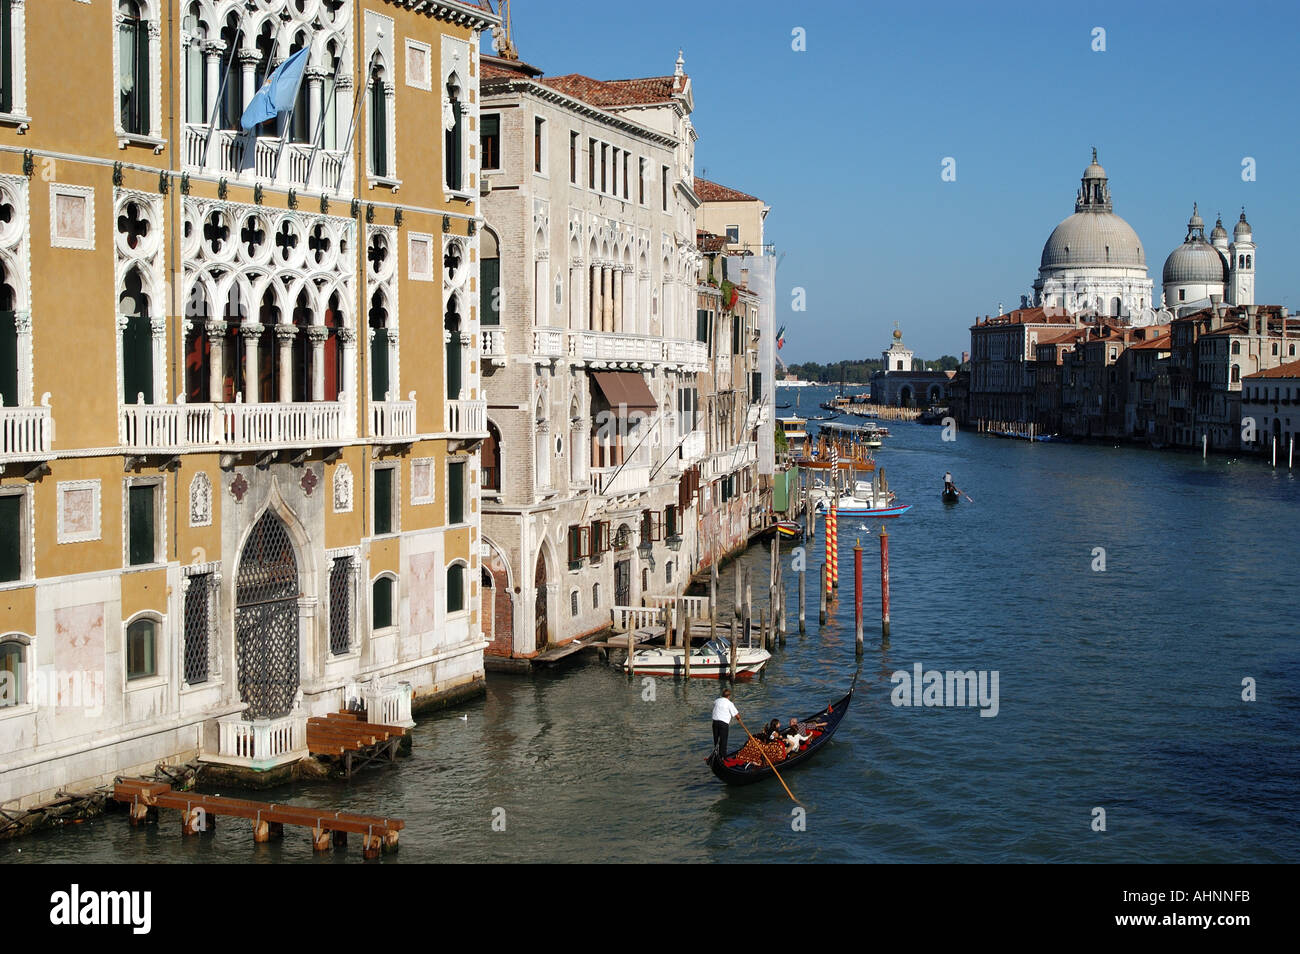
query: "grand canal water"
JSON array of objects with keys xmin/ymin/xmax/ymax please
[{"xmin": 5, "ymin": 385, "xmax": 1297, "ymax": 864}]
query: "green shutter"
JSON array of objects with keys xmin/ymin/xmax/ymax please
[
  {"xmin": 123, "ymin": 313, "xmax": 154, "ymax": 405},
  {"xmin": 447, "ymin": 565, "xmax": 464, "ymax": 613},
  {"xmin": 374, "ymin": 468, "xmax": 392, "ymax": 535},
  {"xmin": 371, "ymin": 80, "xmax": 388, "ymax": 177},
  {"xmin": 445, "ymin": 95, "xmax": 461, "ymax": 189},
  {"xmin": 448, "ymin": 462, "xmax": 465, "ymax": 525},
  {"xmin": 128, "ymin": 485, "xmax": 155, "ymax": 566},
  {"xmin": 373, "ymin": 578, "xmax": 392, "ymax": 629},
  {"xmin": 1, "ymin": 0, "xmax": 13, "ymax": 115},
  {"xmin": 0, "ymin": 310, "xmax": 17, "ymax": 407},
  {"xmin": 370, "ymin": 328, "xmax": 389, "ymax": 401},
  {"xmin": 446, "ymin": 333, "xmax": 462, "ymax": 399},
  {"xmin": 0, "ymin": 495, "xmax": 20, "ymax": 582},
  {"xmin": 134, "ymin": 17, "xmax": 150, "ymax": 134},
  {"xmin": 480, "ymin": 258, "xmax": 500, "ymax": 325}
]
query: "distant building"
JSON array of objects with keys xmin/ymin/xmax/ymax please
[
  {"xmin": 1242, "ymin": 361, "xmax": 1300, "ymax": 458},
  {"xmin": 869, "ymin": 326, "xmax": 953, "ymax": 407}
]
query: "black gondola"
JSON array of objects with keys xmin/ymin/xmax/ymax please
[
  {"xmin": 942, "ymin": 489, "xmax": 960, "ymax": 503},
  {"xmin": 708, "ymin": 688, "xmax": 852, "ymax": 786}
]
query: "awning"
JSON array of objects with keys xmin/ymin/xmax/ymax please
[{"xmin": 590, "ymin": 371, "xmax": 658, "ymax": 415}]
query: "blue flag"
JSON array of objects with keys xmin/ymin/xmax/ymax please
[{"xmin": 240, "ymin": 47, "xmax": 310, "ymax": 132}]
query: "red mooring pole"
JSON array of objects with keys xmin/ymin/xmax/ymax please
[
  {"xmin": 853, "ymin": 541, "xmax": 864, "ymax": 655},
  {"xmin": 879, "ymin": 528, "xmax": 891, "ymax": 640}
]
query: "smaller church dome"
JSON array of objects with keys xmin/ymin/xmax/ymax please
[
  {"xmin": 1210, "ymin": 216, "xmax": 1228, "ymax": 244},
  {"xmin": 1163, "ymin": 242, "xmax": 1228, "ymax": 285},
  {"xmin": 1234, "ymin": 211, "xmax": 1252, "ymax": 237}
]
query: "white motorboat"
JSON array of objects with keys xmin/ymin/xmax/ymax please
[{"xmin": 624, "ymin": 637, "xmax": 771, "ymax": 679}]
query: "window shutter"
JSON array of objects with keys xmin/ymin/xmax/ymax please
[
  {"xmin": 128, "ymin": 485, "xmax": 156, "ymax": 565},
  {"xmin": 0, "ymin": 495, "xmax": 20, "ymax": 582},
  {"xmin": 0, "ymin": 1, "xmax": 12, "ymax": 116}
]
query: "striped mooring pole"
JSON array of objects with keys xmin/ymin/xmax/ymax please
[{"xmin": 826, "ymin": 504, "xmax": 838, "ymax": 595}]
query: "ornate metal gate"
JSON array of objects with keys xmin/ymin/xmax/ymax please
[{"xmin": 235, "ymin": 511, "xmax": 300, "ymax": 720}]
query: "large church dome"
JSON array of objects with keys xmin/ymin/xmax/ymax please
[{"xmin": 1040, "ymin": 212, "xmax": 1146, "ymax": 270}]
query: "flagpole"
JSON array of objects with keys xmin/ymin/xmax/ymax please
[
  {"xmin": 271, "ymin": 49, "xmax": 313, "ymax": 181},
  {"xmin": 200, "ymin": 23, "xmax": 245, "ymax": 168},
  {"xmin": 299, "ymin": 54, "xmax": 344, "ymax": 190},
  {"xmin": 336, "ymin": 50, "xmax": 380, "ymax": 193}
]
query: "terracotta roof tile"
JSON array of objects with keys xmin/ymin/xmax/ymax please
[
  {"xmin": 1245, "ymin": 359, "xmax": 1300, "ymax": 380},
  {"xmin": 695, "ymin": 177, "xmax": 760, "ymax": 203},
  {"xmin": 539, "ymin": 73, "xmax": 678, "ymax": 107}
]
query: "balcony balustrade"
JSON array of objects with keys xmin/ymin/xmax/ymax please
[
  {"xmin": 120, "ymin": 401, "xmax": 344, "ymax": 452},
  {"xmin": 369, "ymin": 399, "xmax": 417, "ymax": 442},
  {"xmin": 444, "ymin": 398, "xmax": 487, "ymax": 436},
  {"xmin": 565, "ymin": 332, "xmax": 708, "ymax": 370},
  {"xmin": 183, "ymin": 123, "xmax": 349, "ymax": 193},
  {"xmin": 590, "ymin": 462, "xmax": 651, "ymax": 497},
  {"xmin": 213, "ymin": 711, "xmax": 307, "ymax": 770},
  {"xmin": 0, "ymin": 405, "xmax": 53, "ymax": 460}
]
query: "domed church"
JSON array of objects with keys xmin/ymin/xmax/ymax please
[
  {"xmin": 1033, "ymin": 149, "xmax": 1154, "ymax": 319},
  {"xmin": 1161, "ymin": 206, "xmax": 1255, "ymax": 314}
]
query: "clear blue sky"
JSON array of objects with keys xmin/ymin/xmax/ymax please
[{"xmin": 497, "ymin": 0, "xmax": 1299, "ymax": 363}]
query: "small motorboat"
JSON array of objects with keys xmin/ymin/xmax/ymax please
[
  {"xmin": 708, "ymin": 687, "xmax": 853, "ymax": 786},
  {"xmin": 775, "ymin": 520, "xmax": 804, "ymax": 541},
  {"xmin": 625, "ymin": 637, "xmax": 770, "ymax": 679},
  {"xmin": 835, "ymin": 501, "xmax": 912, "ymax": 518}
]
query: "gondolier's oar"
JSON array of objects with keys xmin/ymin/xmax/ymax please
[{"xmin": 734, "ymin": 714, "xmax": 802, "ymax": 806}]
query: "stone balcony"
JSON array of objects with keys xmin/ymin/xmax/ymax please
[
  {"xmin": 183, "ymin": 123, "xmax": 349, "ymax": 194},
  {"xmin": 533, "ymin": 328, "xmax": 565, "ymax": 359},
  {"xmin": 591, "ymin": 462, "xmax": 651, "ymax": 497},
  {"xmin": 210, "ymin": 711, "xmax": 308, "ymax": 771},
  {"xmin": 565, "ymin": 331, "xmax": 708, "ymax": 372},
  {"xmin": 444, "ymin": 398, "xmax": 487, "ymax": 437},
  {"xmin": 368, "ymin": 398, "xmax": 417, "ymax": 443},
  {"xmin": 120, "ymin": 400, "xmax": 346, "ymax": 453},
  {"xmin": 706, "ymin": 441, "xmax": 757, "ymax": 479},
  {"xmin": 480, "ymin": 329, "xmax": 508, "ymax": 367},
  {"xmin": 0, "ymin": 405, "xmax": 53, "ymax": 462}
]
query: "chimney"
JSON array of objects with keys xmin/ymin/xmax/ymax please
[
  {"xmin": 1247, "ymin": 304, "xmax": 1260, "ymax": 336},
  {"xmin": 1282, "ymin": 307, "xmax": 1290, "ymax": 340}
]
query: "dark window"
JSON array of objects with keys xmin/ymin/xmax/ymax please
[
  {"xmin": 0, "ymin": 0, "xmax": 13, "ymax": 115},
  {"xmin": 570, "ymin": 591, "xmax": 579, "ymax": 617},
  {"xmin": 726, "ymin": 226, "xmax": 739, "ymax": 244},
  {"xmin": 623, "ymin": 153, "xmax": 629, "ymax": 199},
  {"xmin": 480, "ymin": 256, "xmax": 500, "ymax": 325},
  {"xmin": 0, "ymin": 640, "xmax": 23, "ymax": 707},
  {"xmin": 444, "ymin": 79, "xmax": 462, "ymax": 189},
  {"xmin": 592, "ymin": 583, "xmax": 600, "ymax": 609},
  {"xmin": 640, "ymin": 509, "xmax": 661, "ymax": 544},
  {"xmin": 119, "ymin": 3, "xmax": 150, "ymax": 135},
  {"xmin": 567, "ymin": 524, "xmax": 588, "ymax": 563},
  {"xmin": 600, "ymin": 143, "xmax": 607, "ymax": 192},
  {"xmin": 664, "ymin": 503, "xmax": 678, "ymax": 539},
  {"xmin": 569, "ymin": 130, "xmax": 578, "ymax": 182},
  {"xmin": 732, "ymin": 315, "xmax": 743, "ymax": 354},
  {"xmin": 121, "ymin": 270, "xmax": 154, "ymax": 405},
  {"xmin": 329, "ymin": 557, "xmax": 352, "ymax": 655},
  {"xmin": 750, "ymin": 371, "xmax": 762, "ymax": 403},
  {"xmin": 128, "ymin": 484, "xmax": 157, "ymax": 566},
  {"xmin": 481, "ymin": 113, "xmax": 500, "ymax": 170},
  {"xmin": 370, "ymin": 72, "xmax": 389, "ymax": 177},
  {"xmin": 126, "ymin": 619, "xmax": 156, "ymax": 680},
  {"xmin": 374, "ymin": 467, "xmax": 393, "ymax": 535},
  {"xmin": 372, "ymin": 577, "xmax": 393, "ymax": 629},
  {"xmin": 447, "ymin": 564, "xmax": 465, "ymax": 613},
  {"xmin": 448, "ymin": 460, "xmax": 465, "ymax": 525},
  {"xmin": 662, "ymin": 166, "xmax": 669, "ymax": 211},
  {"xmin": 638, "ymin": 158, "xmax": 646, "ymax": 204},
  {"xmin": 696, "ymin": 308, "xmax": 710, "ymax": 344},
  {"xmin": 534, "ymin": 117, "xmax": 544, "ymax": 173},
  {"xmin": 183, "ymin": 573, "xmax": 212, "ymax": 685},
  {"xmin": 588, "ymin": 138, "xmax": 596, "ymax": 188},
  {"xmin": 0, "ymin": 494, "xmax": 20, "ymax": 582}
]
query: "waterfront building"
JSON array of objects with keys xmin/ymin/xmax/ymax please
[
  {"xmin": 1242, "ymin": 360, "xmax": 1300, "ymax": 458},
  {"xmin": 1127, "ymin": 330, "xmax": 1173, "ymax": 441},
  {"xmin": 1033, "ymin": 150, "xmax": 1153, "ymax": 319},
  {"xmin": 476, "ymin": 49, "xmax": 709, "ymax": 662},
  {"xmin": 966, "ymin": 307, "xmax": 1083, "ymax": 424},
  {"xmin": 695, "ymin": 177, "xmax": 770, "ymax": 255},
  {"xmin": 870, "ymin": 326, "xmax": 953, "ymax": 407},
  {"xmin": 0, "ymin": 0, "xmax": 497, "ymax": 811}
]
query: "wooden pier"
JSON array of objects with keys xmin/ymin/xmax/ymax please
[
  {"xmin": 112, "ymin": 778, "xmax": 404, "ymax": 858},
  {"xmin": 306, "ymin": 710, "xmax": 408, "ymax": 777}
]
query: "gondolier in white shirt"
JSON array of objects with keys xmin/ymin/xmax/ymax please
[{"xmin": 711, "ymin": 688, "xmax": 739, "ymax": 761}]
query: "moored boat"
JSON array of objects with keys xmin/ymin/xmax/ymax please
[
  {"xmin": 775, "ymin": 520, "xmax": 804, "ymax": 540},
  {"xmin": 941, "ymin": 488, "xmax": 960, "ymax": 503},
  {"xmin": 625, "ymin": 637, "xmax": 770, "ymax": 679}
]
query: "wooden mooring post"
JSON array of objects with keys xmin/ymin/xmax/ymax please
[
  {"xmin": 854, "ymin": 540, "xmax": 864, "ymax": 656},
  {"xmin": 799, "ymin": 564, "xmax": 806, "ymax": 634},
  {"xmin": 819, "ymin": 562, "xmax": 828, "ymax": 625},
  {"xmin": 681, "ymin": 598, "xmax": 691, "ymax": 679},
  {"xmin": 880, "ymin": 527, "xmax": 891, "ymax": 640}
]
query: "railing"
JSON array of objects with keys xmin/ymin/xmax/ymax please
[
  {"xmin": 183, "ymin": 123, "xmax": 349, "ymax": 193},
  {"xmin": 707, "ymin": 441, "xmax": 757, "ymax": 478},
  {"xmin": 444, "ymin": 398, "xmax": 487, "ymax": 436},
  {"xmin": 0, "ymin": 405, "xmax": 53, "ymax": 458},
  {"xmin": 120, "ymin": 401, "xmax": 343, "ymax": 451},
  {"xmin": 612, "ymin": 605, "xmax": 661, "ymax": 633},
  {"xmin": 643, "ymin": 594, "xmax": 710, "ymax": 619},
  {"xmin": 369, "ymin": 400, "xmax": 417, "ymax": 441},
  {"xmin": 533, "ymin": 328, "xmax": 565, "ymax": 357},
  {"xmin": 215, "ymin": 711, "xmax": 307, "ymax": 769},
  {"xmin": 364, "ymin": 682, "xmax": 414, "ymax": 729},
  {"xmin": 481, "ymin": 329, "xmax": 506, "ymax": 360},
  {"xmin": 590, "ymin": 462, "xmax": 651, "ymax": 496},
  {"xmin": 566, "ymin": 332, "xmax": 710, "ymax": 369}
]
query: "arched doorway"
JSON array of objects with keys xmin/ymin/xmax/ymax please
[
  {"xmin": 235, "ymin": 511, "xmax": 300, "ymax": 720},
  {"xmin": 899, "ymin": 385, "xmax": 913, "ymax": 408},
  {"xmin": 534, "ymin": 550, "xmax": 548, "ymax": 651}
]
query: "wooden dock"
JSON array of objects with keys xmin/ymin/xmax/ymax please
[
  {"xmin": 112, "ymin": 778, "xmax": 404, "ymax": 858},
  {"xmin": 307, "ymin": 710, "xmax": 407, "ymax": 777}
]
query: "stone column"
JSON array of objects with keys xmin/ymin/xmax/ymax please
[
  {"xmin": 306, "ymin": 68, "xmax": 325, "ymax": 147},
  {"xmin": 612, "ymin": 269, "xmax": 623, "ymax": 334},
  {"xmin": 590, "ymin": 264, "xmax": 600, "ymax": 332},
  {"xmin": 242, "ymin": 322, "xmax": 264, "ymax": 402},
  {"xmin": 203, "ymin": 42, "xmax": 224, "ymax": 125},
  {"xmin": 276, "ymin": 324, "xmax": 297, "ymax": 403},
  {"xmin": 238, "ymin": 50, "xmax": 260, "ymax": 113},
  {"xmin": 151, "ymin": 316, "xmax": 168, "ymax": 405},
  {"xmin": 11, "ymin": 311, "xmax": 31, "ymax": 407},
  {"xmin": 205, "ymin": 320, "xmax": 226, "ymax": 403},
  {"xmin": 336, "ymin": 327, "xmax": 356, "ymax": 438},
  {"xmin": 601, "ymin": 266, "xmax": 613, "ymax": 332},
  {"xmin": 307, "ymin": 326, "xmax": 328, "ymax": 402}
]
